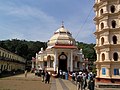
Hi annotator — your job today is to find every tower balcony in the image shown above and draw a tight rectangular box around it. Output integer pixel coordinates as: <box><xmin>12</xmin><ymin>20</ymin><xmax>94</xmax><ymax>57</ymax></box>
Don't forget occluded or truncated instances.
<box><xmin>93</xmin><ymin>0</ymin><xmax>106</xmax><ymax>9</ymax></box>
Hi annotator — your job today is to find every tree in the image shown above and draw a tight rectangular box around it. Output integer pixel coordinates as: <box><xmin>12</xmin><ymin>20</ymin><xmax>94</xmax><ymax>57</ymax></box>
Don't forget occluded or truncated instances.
<box><xmin>16</xmin><ymin>43</ymin><xmax>28</xmax><ymax>58</ymax></box>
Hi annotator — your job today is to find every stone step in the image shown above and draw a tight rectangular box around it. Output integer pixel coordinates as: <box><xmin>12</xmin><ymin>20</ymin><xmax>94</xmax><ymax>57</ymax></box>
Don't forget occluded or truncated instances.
<box><xmin>96</xmin><ymin>84</ymin><xmax>120</xmax><ymax>88</ymax></box>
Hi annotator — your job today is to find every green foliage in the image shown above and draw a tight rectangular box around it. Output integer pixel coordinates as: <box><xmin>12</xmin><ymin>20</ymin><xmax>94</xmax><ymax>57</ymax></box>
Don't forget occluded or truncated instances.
<box><xmin>0</xmin><ymin>39</ymin><xmax>96</xmax><ymax>62</ymax></box>
<box><xmin>76</xmin><ymin>41</ymin><xmax>96</xmax><ymax>61</ymax></box>
<box><xmin>0</xmin><ymin>39</ymin><xmax>47</xmax><ymax>60</ymax></box>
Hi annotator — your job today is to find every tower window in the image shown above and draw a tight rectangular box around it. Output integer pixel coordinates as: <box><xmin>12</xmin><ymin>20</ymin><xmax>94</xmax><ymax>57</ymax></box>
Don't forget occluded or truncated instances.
<box><xmin>111</xmin><ymin>5</ymin><xmax>115</xmax><ymax>13</ymax></box>
<box><xmin>101</xmin><ymin>23</ymin><xmax>104</xmax><ymax>29</ymax></box>
<box><xmin>102</xmin><ymin>68</ymin><xmax>106</xmax><ymax>75</ymax></box>
<box><xmin>113</xmin><ymin>52</ymin><xmax>118</xmax><ymax>61</ymax></box>
<box><xmin>102</xmin><ymin>53</ymin><xmax>105</xmax><ymax>61</ymax></box>
<box><xmin>101</xmin><ymin>37</ymin><xmax>104</xmax><ymax>45</ymax></box>
<box><xmin>112</xmin><ymin>20</ymin><xmax>116</xmax><ymax>28</ymax></box>
<box><xmin>100</xmin><ymin>9</ymin><xmax>103</xmax><ymax>15</ymax></box>
<box><xmin>112</xmin><ymin>35</ymin><xmax>117</xmax><ymax>44</ymax></box>
<box><xmin>50</xmin><ymin>60</ymin><xmax>53</xmax><ymax>67</ymax></box>
<box><xmin>114</xmin><ymin>69</ymin><xmax>119</xmax><ymax>75</ymax></box>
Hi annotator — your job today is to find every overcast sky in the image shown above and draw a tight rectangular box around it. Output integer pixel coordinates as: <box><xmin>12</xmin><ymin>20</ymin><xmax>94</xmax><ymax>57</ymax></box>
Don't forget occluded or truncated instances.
<box><xmin>0</xmin><ymin>0</ymin><xmax>96</xmax><ymax>44</ymax></box>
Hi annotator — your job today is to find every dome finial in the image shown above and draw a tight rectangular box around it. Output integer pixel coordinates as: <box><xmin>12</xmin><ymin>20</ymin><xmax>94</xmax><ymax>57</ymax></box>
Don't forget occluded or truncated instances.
<box><xmin>61</xmin><ymin>21</ymin><xmax>64</xmax><ymax>28</ymax></box>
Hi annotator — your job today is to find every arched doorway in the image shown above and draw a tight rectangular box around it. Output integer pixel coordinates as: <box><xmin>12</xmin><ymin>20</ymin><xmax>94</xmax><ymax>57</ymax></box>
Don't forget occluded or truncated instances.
<box><xmin>58</xmin><ymin>52</ymin><xmax>67</xmax><ymax>71</ymax></box>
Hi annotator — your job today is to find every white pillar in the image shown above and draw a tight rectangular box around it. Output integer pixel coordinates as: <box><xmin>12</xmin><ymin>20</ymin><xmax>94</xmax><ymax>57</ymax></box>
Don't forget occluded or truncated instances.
<box><xmin>105</xmin><ymin>51</ymin><xmax>110</xmax><ymax>61</ymax></box>
<box><xmin>35</xmin><ymin>61</ymin><xmax>38</xmax><ymax>70</ymax></box>
<box><xmin>67</xmin><ymin>53</ymin><xmax>70</xmax><ymax>71</ymax></box>
<box><xmin>105</xmin><ymin>35</ymin><xmax>109</xmax><ymax>44</ymax></box>
<box><xmin>32</xmin><ymin>61</ymin><xmax>34</xmax><ymax>69</ymax></box>
<box><xmin>70</xmin><ymin>50</ymin><xmax>73</xmax><ymax>72</ymax></box>
<box><xmin>54</xmin><ymin>49</ymin><xmax>57</xmax><ymax>71</ymax></box>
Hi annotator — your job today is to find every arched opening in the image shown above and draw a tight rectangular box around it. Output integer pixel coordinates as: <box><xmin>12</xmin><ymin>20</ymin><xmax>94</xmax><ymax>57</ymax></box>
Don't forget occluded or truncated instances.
<box><xmin>75</xmin><ymin>56</ymin><xmax>78</xmax><ymax>60</ymax></box>
<box><xmin>112</xmin><ymin>35</ymin><xmax>117</xmax><ymax>44</ymax></box>
<box><xmin>47</xmin><ymin>55</ymin><xmax>54</xmax><ymax>68</ymax></box>
<box><xmin>102</xmin><ymin>53</ymin><xmax>105</xmax><ymax>61</ymax></box>
<box><xmin>101</xmin><ymin>37</ymin><xmax>104</xmax><ymax>45</ymax></box>
<box><xmin>112</xmin><ymin>20</ymin><xmax>116</xmax><ymax>28</ymax></box>
<box><xmin>101</xmin><ymin>23</ymin><xmax>104</xmax><ymax>29</ymax></box>
<box><xmin>58</xmin><ymin>52</ymin><xmax>67</xmax><ymax>71</ymax></box>
<box><xmin>113</xmin><ymin>52</ymin><xmax>118</xmax><ymax>61</ymax></box>
<box><xmin>47</xmin><ymin>55</ymin><xmax>51</xmax><ymax>60</ymax></box>
<box><xmin>100</xmin><ymin>9</ymin><xmax>103</xmax><ymax>15</ymax></box>
<box><xmin>111</xmin><ymin>5</ymin><xmax>115</xmax><ymax>13</ymax></box>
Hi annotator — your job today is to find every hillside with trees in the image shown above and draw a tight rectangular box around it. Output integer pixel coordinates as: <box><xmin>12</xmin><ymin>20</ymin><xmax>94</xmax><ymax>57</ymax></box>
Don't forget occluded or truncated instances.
<box><xmin>0</xmin><ymin>39</ymin><xmax>96</xmax><ymax>62</ymax></box>
<box><xmin>0</xmin><ymin>39</ymin><xmax>47</xmax><ymax>60</ymax></box>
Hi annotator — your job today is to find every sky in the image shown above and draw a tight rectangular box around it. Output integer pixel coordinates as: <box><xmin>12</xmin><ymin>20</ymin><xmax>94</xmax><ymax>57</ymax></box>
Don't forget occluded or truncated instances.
<box><xmin>0</xmin><ymin>0</ymin><xmax>96</xmax><ymax>44</ymax></box>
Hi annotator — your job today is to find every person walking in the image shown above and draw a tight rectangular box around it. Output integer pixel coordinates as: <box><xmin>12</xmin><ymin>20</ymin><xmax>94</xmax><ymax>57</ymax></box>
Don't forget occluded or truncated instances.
<box><xmin>59</xmin><ymin>70</ymin><xmax>63</xmax><ymax>78</ymax></box>
<box><xmin>88</xmin><ymin>72</ymin><xmax>95</xmax><ymax>90</ymax></box>
<box><xmin>45</xmin><ymin>71</ymin><xmax>50</xmax><ymax>84</ymax></box>
<box><xmin>82</xmin><ymin>73</ymin><xmax>87</xmax><ymax>90</ymax></box>
<box><xmin>41</xmin><ymin>70</ymin><xmax>45</xmax><ymax>82</ymax></box>
<box><xmin>0</xmin><ymin>69</ymin><xmax>1</xmax><ymax>77</ymax></box>
<box><xmin>76</xmin><ymin>72</ymin><xmax>83</xmax><ymax>90</ymax></box>
<box><xmin>24</xmin><ymin>70</ymin><xmax>27</xmax><ymax>78</ymax></box>
<box><xmin>72</xmin><ymin>72</ymin><xmax>76</xmax><ymax>82</ymax></box>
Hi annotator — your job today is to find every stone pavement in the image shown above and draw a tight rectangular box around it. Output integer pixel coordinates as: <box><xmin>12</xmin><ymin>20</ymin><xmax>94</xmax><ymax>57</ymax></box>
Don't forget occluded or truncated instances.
<box><xmin>1</xmin><ymin>73</ymin><xmax>120</xmax><ymax>90</ymax></box>
<box><xmin>50</xmin><ymin>78</ymin><xmax>77</xmax><ymax>90</ymax></box>
<box><xmin>50</xmin><ymin>77</ymin><xmax>120</xmax><ymax>90</ymax></box>
<box><xmin>0</xmin><ymin>72</ymin><xmax>50</xmax><ymax>90</ymax></box>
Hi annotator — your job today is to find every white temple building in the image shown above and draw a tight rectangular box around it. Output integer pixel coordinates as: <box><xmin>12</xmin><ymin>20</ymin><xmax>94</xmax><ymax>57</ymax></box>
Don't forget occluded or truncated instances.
<box><xmin>32</xmin><ymin>24</ymin><xmax>84</xmax><ymax>74</ymax></box>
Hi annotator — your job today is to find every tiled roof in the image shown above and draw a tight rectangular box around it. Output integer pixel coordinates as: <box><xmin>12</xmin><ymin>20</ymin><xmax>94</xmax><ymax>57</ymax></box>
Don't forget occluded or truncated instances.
<box><xmin>53</xmin><ymin>45</ymin><xmax>77</xmax><ymax>49</ymax></box>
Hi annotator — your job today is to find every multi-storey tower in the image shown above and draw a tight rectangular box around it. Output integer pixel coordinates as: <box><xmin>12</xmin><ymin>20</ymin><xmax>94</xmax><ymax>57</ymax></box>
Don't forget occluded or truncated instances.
<box><xmin>94</xmin><ymin>0</ymin><xmax>120</xmax><ymax>83</ymax></box>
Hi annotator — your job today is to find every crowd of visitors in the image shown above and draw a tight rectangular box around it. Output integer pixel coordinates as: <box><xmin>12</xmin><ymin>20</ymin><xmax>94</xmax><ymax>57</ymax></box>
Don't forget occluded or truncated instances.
<box><xmin>58</xmin><ymin>70</ymin><xmax>95</xmax><ymax>90</ymax></box>
<box><xmin>34</xmin><ymin>69</ymin><xmax>95</xmax><ymax>90</ymax></box>
<box><xmin>71</xmin><ymin>71</ymin><xmax>95</xmax><ymax>90</ymax></box>
<box><xmin>41</xmin><ymin>70</ymin><xmax>51</xmax><ymax>84</ymax></box>
<box><xmin>34</xmin><ymin>69</ymin><xmax>51</xmax><ymax>84</ymax></box>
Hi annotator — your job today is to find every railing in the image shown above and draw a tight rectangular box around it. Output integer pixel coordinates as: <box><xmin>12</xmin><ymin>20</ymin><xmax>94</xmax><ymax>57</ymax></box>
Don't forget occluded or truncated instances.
<box><xmin>73</xmin><ymin>68</ymin><xmax>80</xmax><ymax>71</ymax></box>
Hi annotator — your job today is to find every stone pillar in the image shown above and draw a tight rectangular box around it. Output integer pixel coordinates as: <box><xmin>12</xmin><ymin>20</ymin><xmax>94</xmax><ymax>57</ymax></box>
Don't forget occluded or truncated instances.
<box><xmin>106</xmin><ymin>65</ymin><xmax>111</xmax><ymax>77</ymax></box>
<box><xmin>54</xmin><ymin>49</ymin><xmax>57</xmax><ymax>72</ymax></box>
<box><xmin>67</xmin><ymin>53</ymin><xmax>70</xmax><ymax>71</ymax></box>
<box><xmin>32</xmin><ymin>60</ymin><xmax>34</xmax><ymax>69</ymax></box>
<box><xmin>36</xmin><ymin>61</ymin><xmax>38</xmax><ymax>70</ymax></box>
<box><xmin>105</xmin><ymin>35</ymin><xmax>109</xmax><ymax>44</ymax></box>
<box><xmin>70</xmin><ymin>50</ymin><xmax>73</xmax><ymax>72</ymax></box>
<box><xmin>96</xmin><ymin>36</ymin><xmax>100</xmax><ymax>46</ymax></box>
<box><xmin>96</xmin><ymin>65</ymin><xmax>100</xmax><ymax>77</ymax></box>
<box><xmin>105</xmin><ymin>51</ymin><xmax>109</xmax><ymax>61</ymax></box>
<box><xmin>96</xmin><ymin>50</ymin><xmax>100</xmax><ymax>61</ymax></box>
<box><xmin>96</xmin><ymin>38</ymin><xmax>99</xmax><ymax>46</ymax></box>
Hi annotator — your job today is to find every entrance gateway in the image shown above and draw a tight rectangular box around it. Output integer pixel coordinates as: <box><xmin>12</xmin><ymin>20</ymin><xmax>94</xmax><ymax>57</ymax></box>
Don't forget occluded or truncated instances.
<box><xmin>58</xmin><ymin>52</ymin><xmax>67</xmax><ymax>72</ymax></box>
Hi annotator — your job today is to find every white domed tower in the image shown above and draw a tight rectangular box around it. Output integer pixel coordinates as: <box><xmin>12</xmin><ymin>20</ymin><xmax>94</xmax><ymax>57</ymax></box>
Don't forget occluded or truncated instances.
<box><xmin>94</xmin><ymin>0</ymin><xmax>120</xmax><ymax>83</ymax></box>
<box><xmin>34</xmin><ymin>24</ymin><xmax>84</xmax><ymax>74</ymax></box>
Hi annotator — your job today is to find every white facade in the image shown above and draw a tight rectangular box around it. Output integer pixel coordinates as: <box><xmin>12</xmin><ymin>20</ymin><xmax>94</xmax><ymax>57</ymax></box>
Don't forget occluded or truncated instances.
<box><xmin>34</xmin><ymin>25</ymin><xmax>84</xmax><ymax>74</ymax></box>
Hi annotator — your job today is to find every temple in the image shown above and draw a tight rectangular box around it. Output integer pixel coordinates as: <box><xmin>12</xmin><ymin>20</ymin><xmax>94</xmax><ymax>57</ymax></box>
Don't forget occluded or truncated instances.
<box><xmin>32</xmin><ymin>24</ymin><xmax>85</xmax><ymax>74</ymax></box>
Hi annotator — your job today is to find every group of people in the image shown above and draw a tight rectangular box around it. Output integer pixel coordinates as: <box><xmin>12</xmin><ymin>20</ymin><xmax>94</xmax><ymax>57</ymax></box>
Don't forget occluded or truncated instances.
<box><xmin>41</xmin><ymin>70</ymin><xmax>51</xmax><ymax>84</ymax></box>
<box><xmin>59</xmin><ymin>70</ymin><xmax>68</xmax><ymax>79</ymax></box>
<box><xmin>34</xmin><ymin>69</ymin><xmax>95</xmax><ymax>89</ymax></box>
<box><xmin>71</xmin><ymin>71</ymin><xmax>95</xmax><ymax>90</ymax></box>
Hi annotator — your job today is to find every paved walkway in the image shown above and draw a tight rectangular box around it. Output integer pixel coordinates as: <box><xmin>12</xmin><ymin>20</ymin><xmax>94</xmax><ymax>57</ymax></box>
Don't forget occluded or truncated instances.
<box><xmin>50</xmin><ymin>77</ymin><xmax>120</xmax><ymax>90</ymax></box>
<box><xmin>50</xmin><ymin>78</ymin><xmax>77</xmax><ymax>90</ymax></box>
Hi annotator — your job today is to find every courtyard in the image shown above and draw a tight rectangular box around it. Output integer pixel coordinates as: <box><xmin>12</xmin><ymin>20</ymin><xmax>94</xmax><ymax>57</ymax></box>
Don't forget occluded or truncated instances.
<box><xmin>0</xmin><ymin>73</ymin><xmax>120</xmax><ymax>90</ymax></box>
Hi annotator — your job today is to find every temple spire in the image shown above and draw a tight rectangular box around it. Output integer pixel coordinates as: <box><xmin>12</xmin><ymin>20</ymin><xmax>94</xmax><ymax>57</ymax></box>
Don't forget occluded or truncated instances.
<box><xmin>61</xmin><ymin>21</ymin><xmax>64</xmax><ymax>28</ymax></box>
